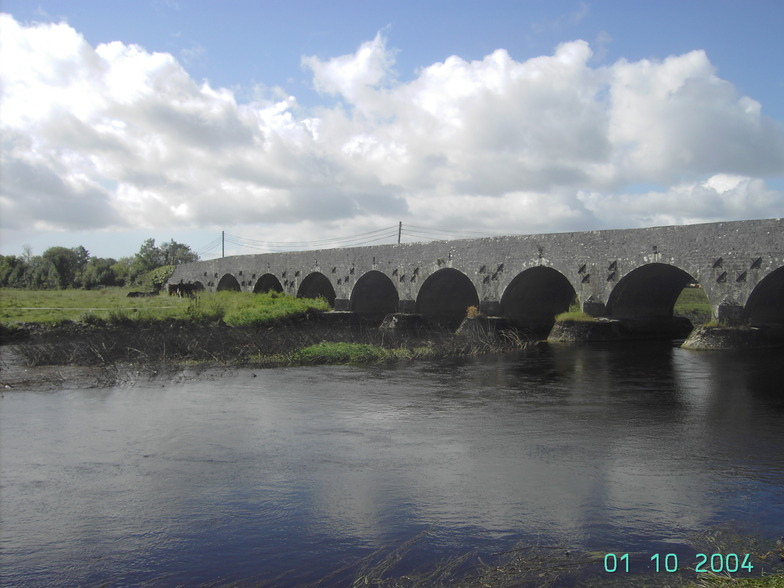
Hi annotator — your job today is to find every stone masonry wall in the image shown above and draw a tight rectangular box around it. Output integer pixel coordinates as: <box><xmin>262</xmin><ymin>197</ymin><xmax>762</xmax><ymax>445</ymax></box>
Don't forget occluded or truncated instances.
<box><xmin>168</xmin><ymin>219</ymin><xmax>784</xmax><ymax>321</ymax></box>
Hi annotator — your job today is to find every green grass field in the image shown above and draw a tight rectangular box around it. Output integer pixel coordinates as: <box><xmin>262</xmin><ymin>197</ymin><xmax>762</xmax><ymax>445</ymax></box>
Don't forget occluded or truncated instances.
<box><xmin>675</xmin><ymin>286</ymin><xmax>712</xmax><ymax>317</ymax></box>
<box><xmin>0</xmin><ymin>288</ymin><xmax>330</xmax><ymax>326</ymax></box>
<box><xmin>0</xmin><ymin>287</ymin><xmax>188</xmax><ymax>324</ymax></box>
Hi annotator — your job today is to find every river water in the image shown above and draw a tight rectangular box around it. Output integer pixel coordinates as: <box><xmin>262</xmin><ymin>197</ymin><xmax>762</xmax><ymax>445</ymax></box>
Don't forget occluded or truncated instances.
<box><xmin>1</xmin><ymin>342</ymin><xmax>783</xmax><ymax>587</ymax></box>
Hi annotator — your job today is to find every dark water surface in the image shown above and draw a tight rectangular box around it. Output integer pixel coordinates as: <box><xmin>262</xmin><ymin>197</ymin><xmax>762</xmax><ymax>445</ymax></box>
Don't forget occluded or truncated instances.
<box><xmin>2</xmin><ymin>343</ymin><xmax>783</xmax><ymax>586</ymax></box>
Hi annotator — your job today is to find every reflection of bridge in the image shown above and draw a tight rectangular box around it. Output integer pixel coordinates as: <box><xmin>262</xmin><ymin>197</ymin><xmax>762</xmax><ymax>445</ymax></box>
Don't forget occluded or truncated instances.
<box><xmin>168</xmin><ymin>219</ymin><xmax>784</xmax><ymax>332</ymax></box>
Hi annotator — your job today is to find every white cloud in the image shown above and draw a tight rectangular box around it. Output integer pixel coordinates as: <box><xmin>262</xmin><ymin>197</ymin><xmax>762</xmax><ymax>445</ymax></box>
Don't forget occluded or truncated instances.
<box><xmin>607</xmin><ymin>50</ymin><xmax>784</xmax><ymax>183</ymax></box>
<box><xmin>577</xmin><ymin>174</ymin><xmax>783</xmax><ymax>228</ymax></box>
<box><xmin>1</xmin><ymin>13</ymin><xmax>782</xmax><ymax>251</ymax></box>
<box><xmin>302</xmin><ymin>32</ymin><xmax>397</xmax><ymax>110</ymax></box>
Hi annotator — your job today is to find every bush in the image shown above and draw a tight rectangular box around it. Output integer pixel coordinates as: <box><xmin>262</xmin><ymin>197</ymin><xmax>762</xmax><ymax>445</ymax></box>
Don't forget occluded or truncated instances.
<box><xmin>80</xmin><ymin>311</ymin><xmax>104</xmax><ymax>326</ymax></box>
<box><xmin>139</xmin><ymin>265</ymin><xmax>175</xmax><ymax>292</ymax></box>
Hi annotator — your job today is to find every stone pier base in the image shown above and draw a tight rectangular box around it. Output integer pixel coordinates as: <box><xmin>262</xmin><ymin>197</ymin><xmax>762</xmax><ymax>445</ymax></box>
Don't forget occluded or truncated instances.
<box><xmin>681</xmin><ymin>325</ymin><xmax>784</xmax><ymax>350</ymax></box>
<box><xmin>548</xmin><ymin>316</ymin><xmax>693</xmax><ymax>343</ymax></box>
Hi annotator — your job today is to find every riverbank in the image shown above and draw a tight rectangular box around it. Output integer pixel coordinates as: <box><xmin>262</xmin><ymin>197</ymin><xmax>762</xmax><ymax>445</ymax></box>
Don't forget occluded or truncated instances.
<box><xmin>192</xmin><ymin>521</ymin><xmax>783</xmax><ymax>587</ymax></box>
<box><xmin>0</xmin><ymin>311</ymin><xmax>537</xmax><ymax>390</ymax></box>
<box><xmin>318</xmin><ymin>524</ymin><xmax>784</xmax><ymax>588</ymax></box>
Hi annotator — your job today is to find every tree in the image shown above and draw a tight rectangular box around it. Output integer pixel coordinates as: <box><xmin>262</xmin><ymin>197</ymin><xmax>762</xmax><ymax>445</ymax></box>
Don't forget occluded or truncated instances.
<box><xmin>27</xmin><ymin>255</ymin><xmax>56</xmax><ymax>289</ymax></box>
<box><xmin>129</xmin><ymin>238</ymin><xmax>199</xmax><ymax>285</ymax></box>
<box><xmin>0</xmin><ymin>239</ymin><xmax>198</xmax><ymax>289</ymax></box>
<box><xmin>133</xmin><ymin>238</ymin><xmax>164</xmax><ymax>276</ymax></box>
<box><xmin>81</xmin><ymin>257</ymin><xmax>118</xmax><ymax>289</ymax></box>
<box><xmin>0</xmin><ymin>255</ymin><xmax>27</xmax><ymax>288</ymax></box>
<box><xmin>41</xmin><ymin>247</ymin><xmax>81</xmax><ymax>289</ymax></box>
<box><xmin>110</xmin><ymin>258</ymin><xmax>134</xmax><ymax>287</ymax></box>
<box><xmin>72</xmin><ymin>245</ymin><xmax>90</xmax><ymax>274</ymax></box>
<box><xmin>159</xmin><ymin>239</ymin><xmax>199</xmax><ymax>265</ymax></box>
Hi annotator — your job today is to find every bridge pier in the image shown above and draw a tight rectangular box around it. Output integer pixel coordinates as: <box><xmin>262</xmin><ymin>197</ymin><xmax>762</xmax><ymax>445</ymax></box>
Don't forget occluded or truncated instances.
<box><xmin>398</xmin><ymin>300</ymin><xmax>417</xmax><ymax>313</ymax></box>
<box><xmin>334</xmin><ymin>298</ymin><xmax>351</xmax><ymax>312</ymax></box>
<box><xmin>582</xmin><ymin>296</ymin><xmax>606</xmax><ymax>318</ymax></box>
<box><xmin>480</xmin><ymin>300</ymin><xmax>501</xmax><ymax>315</ymax></box>
<box><xmin>716</xmin><ymin>301</ymin><xmax>745</xmax><ymax>325</ymax></box>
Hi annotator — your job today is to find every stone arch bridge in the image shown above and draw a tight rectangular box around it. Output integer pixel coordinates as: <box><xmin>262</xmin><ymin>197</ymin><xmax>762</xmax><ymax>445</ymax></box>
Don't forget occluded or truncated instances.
<box><xmin>168</xmin><ymin>219</ymin><xmax>784</xmax><ymax>333</ymax></box>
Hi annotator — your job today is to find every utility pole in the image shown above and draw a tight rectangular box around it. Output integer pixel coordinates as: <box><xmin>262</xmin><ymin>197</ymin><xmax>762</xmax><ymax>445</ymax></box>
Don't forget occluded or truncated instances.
<box><xmin>222</xmin><ymin>230</ymin><xmax>225</xmax><ymax>258</ymax></box>
<box><xmin>398</xmin><ymin>221</ymin><xmax>402</xmax><ymax>244</ymax></box>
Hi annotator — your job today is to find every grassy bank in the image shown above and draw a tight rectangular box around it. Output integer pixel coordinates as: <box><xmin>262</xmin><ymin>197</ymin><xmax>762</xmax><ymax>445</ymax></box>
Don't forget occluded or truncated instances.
<box><xmin>1</xmin><ymin>285</ymin><xmax>711</xmax><ymax>372</ymax></box>
<box><xmin>1</xmin><ymin>288</ymin><xmax>533</xmax><ymax>371</ymax></box>
<box><xmin>675</xmin><ymin>286</ymin><xmax>712</xmax><ymax>325</ymax></box>
<box><xmin>5</xmin><ymin>319</ymin><xmax>531</xmax><ymax>371</ymax></box>
<box><xmin>0</xmin><ymin>287</ymin><xmax>330</xmax><ymax>326</ymax></box>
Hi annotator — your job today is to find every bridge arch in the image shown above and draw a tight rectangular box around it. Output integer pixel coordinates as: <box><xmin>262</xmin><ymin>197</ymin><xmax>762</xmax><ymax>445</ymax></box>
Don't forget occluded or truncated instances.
<box><xmin>744</xmin><ymin>266</ymin><xmax>784</xmax><ymax>326</ymax></box>
<box><xmin>351</xmin><ymin>270</ymin><xmax>398</xmax><ymax>314</ymax></box>
<box><xmin>297</xmin><ymin>272</ymin><xmax>336</xmax><ymax>306</ymax></box>
<box><xmin>416</xmin><ymin>268</ymin><xmax>479</xmax><ymax>327</ymax></box>
<box><xmin>500</xmin><ymin>267</ymin><xmax>576</xmax><ymax>332</ymax></box>
<box><xmin>606</xmin><ymin>263</ymin><xmax>694</xmax><ymax>319</ymax></box>
<box><xmin>253</xmin><ymin>273</ymin><xmax>283</xmax><ymax>294</ymax></box>
<box><xmin>216</xmin><ymin>273</ymin><xmax>241</xmax><ymax>292</ymax></box>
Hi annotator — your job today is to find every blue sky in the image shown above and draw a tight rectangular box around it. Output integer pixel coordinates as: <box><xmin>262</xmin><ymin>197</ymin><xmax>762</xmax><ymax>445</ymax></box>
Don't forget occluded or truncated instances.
<box><xmin>1</xmin><ymin>0</ymin><xmax>783</xmax><ymax>260</ymax></box>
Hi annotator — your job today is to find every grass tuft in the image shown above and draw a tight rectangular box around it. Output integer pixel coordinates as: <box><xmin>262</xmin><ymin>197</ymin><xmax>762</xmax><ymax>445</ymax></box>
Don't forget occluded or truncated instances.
<box><xmin>297</xmin><ymin>342</ymin><xmax>386</xmax><ymax>364</ymax></box>
<box><xmin>555</xmin><ymin>311</ymin><xmax>596</xmax><ymax>322</ymax></box>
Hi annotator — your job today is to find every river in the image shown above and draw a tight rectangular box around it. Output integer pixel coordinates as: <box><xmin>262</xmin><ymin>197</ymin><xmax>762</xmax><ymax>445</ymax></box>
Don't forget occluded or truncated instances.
<box><xmin>1</xmin><ymin>342</ymin><xmax>783</xmax><ymax>586</ymax></box>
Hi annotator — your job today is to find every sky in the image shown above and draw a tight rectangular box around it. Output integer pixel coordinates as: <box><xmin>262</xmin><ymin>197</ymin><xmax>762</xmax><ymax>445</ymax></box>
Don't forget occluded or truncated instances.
<box><xmin>1</xmin><ymin>0</ymin><xmax>783</xmax><ymax>261</ymax></box>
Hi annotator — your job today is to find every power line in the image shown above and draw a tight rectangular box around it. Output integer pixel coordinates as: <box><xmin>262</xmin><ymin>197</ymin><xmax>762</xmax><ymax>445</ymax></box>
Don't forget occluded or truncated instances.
<box><xmin>404</xmin><ymin>224</ymin><xmax>502</xmax><ymax>239</ymax></box>
<box><xmin>193</xmin><ymin>235</ymin><xmax>223</xmax><ymax>257</ymax></box>
<box><xmin>222</xmin><ymin>226</ymin><xmax>400</xmax><ymax>252</ymax></box>
<box><xmin>225</xmin><ymin>225</ymin><xmax>399</xmax><ymax>247</ymax></box>
<box><xmin>209</xmin><ymin>222</ymin><xmax>504</xmax><ymax>255</ymax></box>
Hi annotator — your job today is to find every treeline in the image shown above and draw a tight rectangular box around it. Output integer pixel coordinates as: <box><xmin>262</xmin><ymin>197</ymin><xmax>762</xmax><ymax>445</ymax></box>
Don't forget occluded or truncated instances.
<box><xmin>0</xmin><ymin>238</ymin><xmax>198</xmax><ymax>291</ymax></box>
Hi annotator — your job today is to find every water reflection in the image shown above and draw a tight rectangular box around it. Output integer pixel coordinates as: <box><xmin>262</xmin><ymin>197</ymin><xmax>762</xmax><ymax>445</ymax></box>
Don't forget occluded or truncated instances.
<box><xmin>1</xmin><ymin>345</ymin><xmax>782</xmax><ymax>586</ymax></box>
